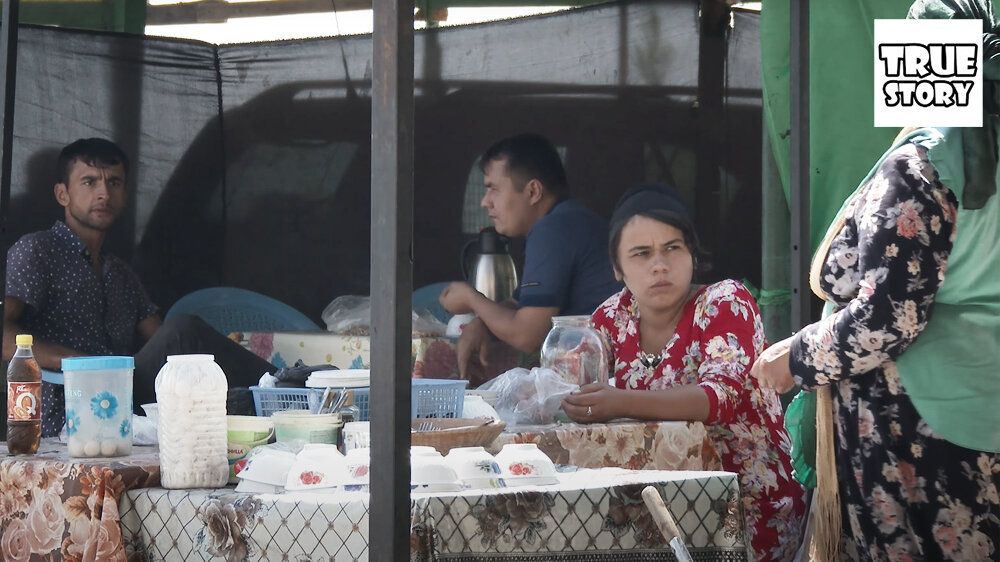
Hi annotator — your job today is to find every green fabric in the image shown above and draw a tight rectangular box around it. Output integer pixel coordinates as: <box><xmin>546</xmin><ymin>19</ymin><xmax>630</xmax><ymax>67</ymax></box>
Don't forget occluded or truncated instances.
<box><xmin>761</xmin><ymin>0</ymin><xmax>913</xmax><ymax>252</ymax></box>
<box><xmin>784</xmin><ymin>388</ymin><xmax>817</xmax><ymax>488</ymax></box>
<box><xmin>894</xmin><ymin>127</ymin><xmax>1000</xmax><ymax>453</ymax></box>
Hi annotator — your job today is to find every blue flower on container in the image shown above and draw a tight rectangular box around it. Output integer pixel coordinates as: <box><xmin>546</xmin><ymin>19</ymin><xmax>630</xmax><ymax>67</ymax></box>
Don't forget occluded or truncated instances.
<box><xmin>65</xmin><ymin>410</ymin><xmax>81</xmax><ymax>436</ymax></box>
<box><xmin>91</xmin><ymin>392</ymin><xmax>118</xmax><ymax>419</ymax></box>
<box><xmin>120</xmin><ymin>417</ymin><xmax>132</xmax><ymax>437</ymax></box>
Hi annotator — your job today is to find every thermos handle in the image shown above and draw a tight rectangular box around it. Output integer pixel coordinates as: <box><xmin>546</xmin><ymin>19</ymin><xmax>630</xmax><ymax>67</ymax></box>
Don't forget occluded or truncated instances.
<box><xmin>460</xmin><ymin>237</ymin><xmax>478</xmax><ymax>282</ymax></box>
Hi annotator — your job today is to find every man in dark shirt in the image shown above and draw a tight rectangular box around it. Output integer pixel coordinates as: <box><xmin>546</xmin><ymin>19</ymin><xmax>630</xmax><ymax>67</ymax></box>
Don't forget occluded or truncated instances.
<box><xmin>3</xmin><ymin>138</ymin><xmax>275</xmax><ymax>436</ymax></box>
<box><xmin>439</xmin><ymin>133</ymin><xmax>621</xmax><ymax>381</ymax></box>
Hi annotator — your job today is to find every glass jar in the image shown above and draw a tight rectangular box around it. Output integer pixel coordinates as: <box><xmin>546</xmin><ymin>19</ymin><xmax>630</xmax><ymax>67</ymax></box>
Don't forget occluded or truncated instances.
<box><xmin>540</xmin><ymin>315</ymin><xmax>609</xmax><ymax>386</ymax></box>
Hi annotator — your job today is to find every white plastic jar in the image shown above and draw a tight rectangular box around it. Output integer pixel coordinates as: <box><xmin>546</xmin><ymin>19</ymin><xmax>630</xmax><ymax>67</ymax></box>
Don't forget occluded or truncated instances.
<box><xmin>154</xmin><ymin>354</ymin><xmax>229</xmax><ymax>489</ymax></box>
<box><xmin>62</xmin><ymin>356</ymin><xmax>134</xmax><ymax>458</ymax></box>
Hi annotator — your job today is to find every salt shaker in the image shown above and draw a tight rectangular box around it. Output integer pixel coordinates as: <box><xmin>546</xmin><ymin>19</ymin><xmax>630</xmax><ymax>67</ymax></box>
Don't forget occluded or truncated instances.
<box><xmin>155</xmin><ymin>354</ymin><xmax>229</xmax><ymax>488</ymax></box>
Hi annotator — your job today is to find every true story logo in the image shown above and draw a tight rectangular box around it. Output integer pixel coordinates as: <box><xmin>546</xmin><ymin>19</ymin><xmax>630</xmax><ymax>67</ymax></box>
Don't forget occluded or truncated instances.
<box><xmin>874</xmin><ymin>19</ymin><xmax>983</xmax><ymax>127</ymax></box>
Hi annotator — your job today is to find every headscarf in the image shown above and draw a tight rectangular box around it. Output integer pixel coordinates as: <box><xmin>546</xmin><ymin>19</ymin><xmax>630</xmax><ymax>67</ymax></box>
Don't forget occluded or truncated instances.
<box><xmin>908</xmin><ymin>0</ymin><xmax>1000</xmax><ymax>208</ymax></box>
<box><xmin>609</xmin><ymin>183</ymin><xmax>691</xmax><ymax>228</ymax></box>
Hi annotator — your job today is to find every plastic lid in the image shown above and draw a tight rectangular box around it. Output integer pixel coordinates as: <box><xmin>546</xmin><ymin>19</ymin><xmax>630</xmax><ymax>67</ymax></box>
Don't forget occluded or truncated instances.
<box><xmin>61</xmin><ymin>356</ymin><xmax>135</xmax><ymax>372</ymax></box>
<box><xmin>15</xmin><ymin>334</ymin><xmax>32</xmax><ymax>346</ymax></box>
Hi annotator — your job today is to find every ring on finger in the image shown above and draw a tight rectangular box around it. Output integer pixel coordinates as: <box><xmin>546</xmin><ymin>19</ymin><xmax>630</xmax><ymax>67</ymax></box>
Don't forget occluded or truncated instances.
<box><xmin>586</xmin><ymin>405</ymin><xmax>593</xmax><ymax>417</ymax></box>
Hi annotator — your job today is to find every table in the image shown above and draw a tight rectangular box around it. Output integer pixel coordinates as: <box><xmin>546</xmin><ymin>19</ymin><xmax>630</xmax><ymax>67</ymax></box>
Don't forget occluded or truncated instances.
<box><xmin>491</xmin><ymin>420</ymin><xmax>723</xmax><ymax>471</ymax></box>
<box><xmin>119</xmin><ymin>468</ymin><xmax>750</xmax><ymax>561</ymax></box>
<box><xmin>0</xmin><ymin>440</ymin><xmax>160</xmax><ymax>562</ymax></box>
<box><xmin>232</xmin><ymin>330</ymin><xmax>462</xmax><ymax>379</ymax></box>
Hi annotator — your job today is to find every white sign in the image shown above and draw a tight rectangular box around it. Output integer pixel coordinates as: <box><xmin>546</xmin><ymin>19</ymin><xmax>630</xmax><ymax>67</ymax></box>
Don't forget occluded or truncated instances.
<box><xmin>874</xmin><ymin>19</ymin><xmax>983</xmax><ymax>127</ymax></box>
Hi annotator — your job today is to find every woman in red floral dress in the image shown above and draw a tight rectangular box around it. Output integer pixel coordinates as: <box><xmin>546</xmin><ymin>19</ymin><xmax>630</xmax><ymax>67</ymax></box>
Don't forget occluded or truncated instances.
<box><xmin>562</xmin><ymin>184</ymin><xmax>805</xmax><ymax>562</ymax></box>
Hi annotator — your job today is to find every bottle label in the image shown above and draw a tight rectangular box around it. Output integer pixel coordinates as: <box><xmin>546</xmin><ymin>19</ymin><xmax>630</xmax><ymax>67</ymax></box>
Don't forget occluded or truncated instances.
<box><xmin>7</xmin><ymin>382</ymin><xmax>41</xmax><ymax>422</ymax></box>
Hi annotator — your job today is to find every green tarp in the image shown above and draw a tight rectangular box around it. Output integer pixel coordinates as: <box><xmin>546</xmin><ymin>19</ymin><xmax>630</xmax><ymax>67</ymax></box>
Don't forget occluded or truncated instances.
<box><xmin>762</xmin><ymin>0</ymin><xmax>913</xmax><ymax>252</ymax></box>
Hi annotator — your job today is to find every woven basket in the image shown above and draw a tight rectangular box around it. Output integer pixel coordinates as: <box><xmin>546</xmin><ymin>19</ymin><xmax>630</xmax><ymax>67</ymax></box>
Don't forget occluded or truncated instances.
<box><xmin>410</xmin><ymin>419</ymin><xmax>507</xmax><ymax>455</ymax></box>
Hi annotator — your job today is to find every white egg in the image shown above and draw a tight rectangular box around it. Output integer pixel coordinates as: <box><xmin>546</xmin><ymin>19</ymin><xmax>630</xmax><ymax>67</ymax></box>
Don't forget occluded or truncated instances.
<box><xmin>67</xmin><ymin>439</ymin><xmax>85</xmax><ymax>457</ymax></box>
<box><xmin>83</xmin><ymin>440</ymin><xmax>101</xmax><ymax>457</ymax></box>
<box><xmin>100</xmin><ymin>441</ymin><xmax>117</xmax><ymax>457</ymax></box>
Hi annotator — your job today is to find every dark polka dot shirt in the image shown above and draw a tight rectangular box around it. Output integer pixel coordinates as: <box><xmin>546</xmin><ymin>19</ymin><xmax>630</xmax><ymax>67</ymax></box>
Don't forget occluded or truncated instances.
<box><xmin>5</xmin><ymin>221</ymin><xmax>159</xmax><ymax>436</ymax></box>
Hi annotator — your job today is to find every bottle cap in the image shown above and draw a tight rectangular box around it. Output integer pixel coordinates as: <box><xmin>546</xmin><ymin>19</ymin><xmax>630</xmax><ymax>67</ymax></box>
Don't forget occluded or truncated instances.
<box><xmin>15</xmin><ymin>334</ymin><xmax>32</xmax><ymax>346</ymax></box>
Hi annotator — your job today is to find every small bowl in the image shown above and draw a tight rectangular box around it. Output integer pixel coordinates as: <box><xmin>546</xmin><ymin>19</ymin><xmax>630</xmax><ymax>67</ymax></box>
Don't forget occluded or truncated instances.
<box><xmin>411</xmin><ymin>447</ymin><xmax>463</xmax><ymax>492</ymax></box>
<box><xmin>140</xmin><ymin>403</ymin><xmax>158</xmax><ymax>423</ymax></box>
<box><xmin>237</xmin><ymin>448</ymin><xmax>297</xmax><ymax>487</ymax></box>
<box><xmin>235</xmin><ymin>479</ymin><xmax>282</xmax><ymax>494</ymax></box>
<box><xmin>445</xmin><ymin>446</ymin><xmax>504</xmax><ymax>489</ymax></box>
<box><xmin>343</xmin><ymin>447</ymin><xmax>371</xmax><ymax>491</ymax></box>
<box><xmin>465</xmin><ymin>389</ymin><xmax>500</xmax><ymax>408</ymax></box>
<box><xmin>343</xmin><ymin>421</ymin><xmax>371</xmax><ymax>451</ymax></box>
<box><xmin>285</xmin><ymin>444</ymin><xmax>350</xmax><ymax>491</ymax></box>
<box><xmin>493</xmin><ymin>443</ymin><xmax>558</xmax><ymax>486</ymax></box>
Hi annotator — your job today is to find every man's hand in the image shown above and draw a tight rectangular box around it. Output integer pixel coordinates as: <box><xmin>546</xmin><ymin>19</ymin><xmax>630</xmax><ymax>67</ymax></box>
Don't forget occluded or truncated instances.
<box><xmin>561</xmin><ymin>382</ymin><xmax>620</xmax><ymax>423</ymax></box>
<box><xmin>749</xmin><ymin>336</ymin><xmax>797</xmax><ymax>394</ymax></box>
<box><xmin>455</xmin><ymin>317</ymin><xmax>492</xmax><ymax>380</ymax></box>
<box><xmin>439</xmin><ymin>282</ymin><xmax>479</xmax><ymax>315</ymax></box>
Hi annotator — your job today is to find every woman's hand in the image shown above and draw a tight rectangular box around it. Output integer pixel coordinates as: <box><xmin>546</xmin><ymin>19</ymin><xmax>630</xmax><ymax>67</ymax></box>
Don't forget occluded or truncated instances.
<box><xmin>562</xmin><ymin>382</ymin><xmax>620</xmax><ymax>423</ymax></box>
<box><xmin>749</xmin><ymin>336</ymin><xmax>797</xmax><ymax>393</ymax></box>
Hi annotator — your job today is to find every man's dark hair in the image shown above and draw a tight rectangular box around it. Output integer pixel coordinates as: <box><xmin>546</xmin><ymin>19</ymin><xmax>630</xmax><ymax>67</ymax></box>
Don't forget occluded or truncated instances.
<box><xmin>57</xmin><ymin>138</ymin><xmax>129</xmax><ymax>185</ymax></box>
<box><xmin>478</xmin><ymin>133</ymin><xmax>569</xmax><ymax>198</ymax></box>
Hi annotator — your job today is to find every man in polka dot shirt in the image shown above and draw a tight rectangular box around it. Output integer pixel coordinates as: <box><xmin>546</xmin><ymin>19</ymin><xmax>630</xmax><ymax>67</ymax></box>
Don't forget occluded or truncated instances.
<box><xmin>2</xmin><ymin>138</ymin><xmax>276</xmax><ymax>437</ymax></box>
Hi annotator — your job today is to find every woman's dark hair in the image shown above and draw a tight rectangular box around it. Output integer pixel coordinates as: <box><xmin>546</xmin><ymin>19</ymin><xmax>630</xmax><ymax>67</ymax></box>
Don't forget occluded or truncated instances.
<box><xmin>608</xmin><ymin>208</ymin><xmax>708</xmax><ymax>275</ymax></box>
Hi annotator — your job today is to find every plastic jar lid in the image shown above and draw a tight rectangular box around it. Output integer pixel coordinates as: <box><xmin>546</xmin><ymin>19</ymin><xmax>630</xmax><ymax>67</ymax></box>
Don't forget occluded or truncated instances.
<box><xmin>61</xmin><ymin>356</ymin><xmax>135</xmax><ymax>371</ymax></box>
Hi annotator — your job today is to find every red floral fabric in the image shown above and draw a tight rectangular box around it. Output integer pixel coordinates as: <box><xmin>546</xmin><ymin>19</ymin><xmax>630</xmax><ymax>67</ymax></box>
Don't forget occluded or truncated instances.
<box><xmin>593</xmin><ymin>280</ymin><xmax>806</xmax><ymax>562</ymax></box>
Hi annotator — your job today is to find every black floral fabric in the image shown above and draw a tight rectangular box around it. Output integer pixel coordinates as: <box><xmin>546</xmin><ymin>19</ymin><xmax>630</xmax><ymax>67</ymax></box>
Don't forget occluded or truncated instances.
<box><xmin>789</xmin><ymin>143</ymin><xmax>1000</xmax><ymax>561</ymax></box>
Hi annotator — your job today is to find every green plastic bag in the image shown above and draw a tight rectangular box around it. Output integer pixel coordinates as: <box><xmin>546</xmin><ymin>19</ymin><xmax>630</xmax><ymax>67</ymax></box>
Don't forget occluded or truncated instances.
<box><xmin>784</xmin><ymin>389</ymin><xmax>817</xmax><ymax>489</ymax></box>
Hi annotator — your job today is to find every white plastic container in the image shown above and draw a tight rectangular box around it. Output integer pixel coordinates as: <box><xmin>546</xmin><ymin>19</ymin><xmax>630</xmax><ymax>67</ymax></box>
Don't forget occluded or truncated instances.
<box><xmin>343</xmin><ymin>421</ymin><xmax>371</xmax><ymax>451</ymax></box>
<box><xmin>155</xmin><ymin>354</ymin><xmax>229</xmax><ymax>489</ymax></box>
<box><xmin>62</xmin><ymin>356</ymin><xmax>134</xmax><ymax>458</ymax></box>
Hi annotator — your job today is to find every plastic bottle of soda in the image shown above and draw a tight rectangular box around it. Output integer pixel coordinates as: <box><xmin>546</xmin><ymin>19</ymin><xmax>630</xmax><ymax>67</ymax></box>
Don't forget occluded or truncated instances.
<box><xmin>7</xmin><ymin>334</ymin><xmax>41</xmax><ymax>454</ymax></box>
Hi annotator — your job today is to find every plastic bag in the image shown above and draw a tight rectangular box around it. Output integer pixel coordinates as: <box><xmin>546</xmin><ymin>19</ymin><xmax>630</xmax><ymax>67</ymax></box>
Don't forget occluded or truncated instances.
<box><xmin>479</xmin><ymin>367</ymin><xmax>579</xmax><ymax>425</ymax></box>
<box><xmin>321</xmin><ymin>295</ymin><xmax>446</xmax><ymax>337</ymax></box>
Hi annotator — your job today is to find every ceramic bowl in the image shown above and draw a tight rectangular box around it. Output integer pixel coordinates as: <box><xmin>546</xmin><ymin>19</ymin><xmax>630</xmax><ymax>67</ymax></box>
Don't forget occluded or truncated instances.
<box><xmin>493</xmin><ymin>443</ymin><xmax>558</xmax><ymax>486</ymax></box>
<box><xmin>445</xmin><ymin>446</ymin><xmax>505</xmax><ymax>489</ymax></box>
<box><xmin>234</xmin><ymin>479</ymin><xmax>282</xmax><ymax>494</ymax></box>
<box><xmin>140</xmin><ymin>403</ymin><xmax>159</xmax><ymax>423</ymax></box>
<box><xmin>343</xmin><ymin>447</ymin><xmax>371</xmax><ymax>491</ymax></box>
<box><xmin>465</xmin><ymin>389</ymin><xmax>500</xmax><ymax>408</ymax></box>
<box><xmin>237</xmin><ymin>448</ymin><xmax>297</xmax><ymax>487</ymax></box>
<box><xmin>411</xmin><ymin>446</ymin><xmax>463</xmax><ymax>493</ymax></box>
<box><xmin>343</xmin><ymin>421</ymin><xmax>371</xmax><ymax>451</ymax></box>
<box><xmin>284</xmin><ymin>443</ymin><xmax>350</xmax><ymax>491</ymax></box>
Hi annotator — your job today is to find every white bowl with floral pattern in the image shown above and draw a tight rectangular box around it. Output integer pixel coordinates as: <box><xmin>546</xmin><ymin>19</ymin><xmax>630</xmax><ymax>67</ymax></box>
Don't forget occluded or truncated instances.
<box><xmin>445</xmin><ymin>446</ymin><xmax>505</xmax><ymax>489</ymax></box>
<box><xmin>493</xmin><ymin>443</ymin><xmax>558</xmax><ymax>486</ymax></box>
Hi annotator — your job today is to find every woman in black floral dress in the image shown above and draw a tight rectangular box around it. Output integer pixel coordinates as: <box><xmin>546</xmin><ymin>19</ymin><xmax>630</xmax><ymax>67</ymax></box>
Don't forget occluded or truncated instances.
<box><xmin>752</xmin><ymin>136</ymin><xmax>1000</xmax><ymax>561</ymax></box>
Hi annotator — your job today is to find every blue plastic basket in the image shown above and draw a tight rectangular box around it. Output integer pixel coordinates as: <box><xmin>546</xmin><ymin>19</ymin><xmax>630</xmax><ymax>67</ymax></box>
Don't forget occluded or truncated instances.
<box><xmin>250</xmin><ymin>379</ymin><xmax>468</xmax><ymax>420</ymax></box>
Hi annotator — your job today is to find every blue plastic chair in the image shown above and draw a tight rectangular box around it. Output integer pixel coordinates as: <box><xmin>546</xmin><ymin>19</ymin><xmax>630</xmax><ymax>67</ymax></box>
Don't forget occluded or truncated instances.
<box><xmin>165</xmin><ymin>287</ymin><xmax>320</xmax><ymax>335</ymax></box>
<box><xmin>413</xmin><ymin>282</ymin><xmax>453</xmax><ymax>324</ymax></box>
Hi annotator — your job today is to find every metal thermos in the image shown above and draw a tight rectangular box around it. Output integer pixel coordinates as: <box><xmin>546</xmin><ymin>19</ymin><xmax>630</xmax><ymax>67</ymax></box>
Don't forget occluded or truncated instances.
<box><xmin>462</xmin><ymin>227</ymin><xmax>519</xmax><ymax>302</ymax></box>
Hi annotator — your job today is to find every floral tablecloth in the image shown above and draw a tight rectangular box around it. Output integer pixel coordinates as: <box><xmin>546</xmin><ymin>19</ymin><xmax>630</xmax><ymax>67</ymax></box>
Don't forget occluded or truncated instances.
<box><xmin>119</xmin><ymin>468</ymin><xmax>750</xmax><ymax>561</ymax></box>
<box><xmin>0</xmin><ymin>440</ymin><xmax>160</xmax><ymax>562</ymax></box>
<box><xmin>490</xmin><ymin>420</ymin><xmax>722</xmax><ymax>471</ymax></box>
<box><xmin>232</xmin><ymin>330</ymin><xmax>461</xmax><ymax>379</ymax></box>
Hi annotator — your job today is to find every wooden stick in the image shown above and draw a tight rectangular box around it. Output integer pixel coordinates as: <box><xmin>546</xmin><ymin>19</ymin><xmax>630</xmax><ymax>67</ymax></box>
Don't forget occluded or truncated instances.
<box><xmin>642</xmin><ymin>485</ymin><xmax>695</xmax><ymax>562</ymax></box>
<box><xmin>642</xmin><ymin>485</ymin><xmax>682</xmax><ymax>541</ymax></box>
